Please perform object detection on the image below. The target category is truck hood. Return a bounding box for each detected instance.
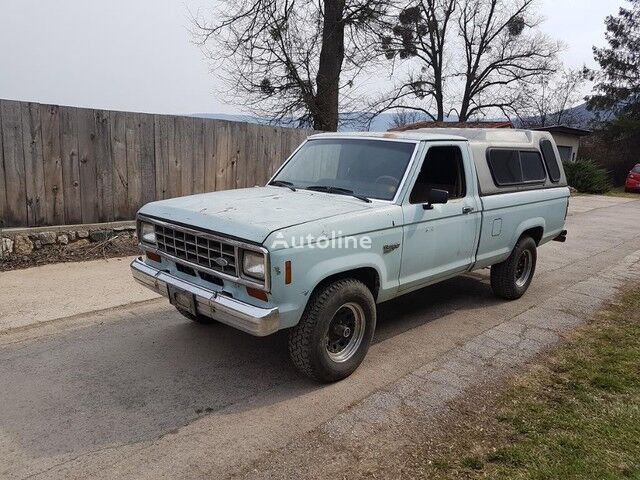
[138,186,375,244]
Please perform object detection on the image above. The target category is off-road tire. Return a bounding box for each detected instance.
[288,278,376,382]
[491,236,537,300]
[175,307,216,325]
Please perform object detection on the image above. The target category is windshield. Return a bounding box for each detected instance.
[271,138,417,201]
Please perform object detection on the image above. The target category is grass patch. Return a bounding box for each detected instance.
[606,186,640,198]
[412,287,640,480]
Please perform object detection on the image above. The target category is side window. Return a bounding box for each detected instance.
[540,139,561,182]
[557,146,572,162]
[410,146,466,204]
[520,151,546,182]
[487,149,547,186]
[487,149,522,185]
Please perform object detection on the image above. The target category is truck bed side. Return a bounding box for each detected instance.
[473,187,569,270]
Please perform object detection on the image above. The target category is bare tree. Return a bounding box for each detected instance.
[454,0,561,121]
[507,69,586,127]
[192,0,388,131]
[390,109,429,128]
[374,1,457,122]
[369,0,561,125]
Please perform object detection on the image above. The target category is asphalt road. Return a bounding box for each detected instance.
[0,195,639,479]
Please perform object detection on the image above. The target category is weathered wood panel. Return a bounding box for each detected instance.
[110,110,128,219]
[59,106,82,224]
[192,118,206,194]
[137,113,156,208]
[125,112,143,217]
[0,100,315,227]
[77,108,99,223]
[40,104,64,225]
[0,107,6,227]
[94,110,114,222]
[1,100,27,226]
[21,102,45,226]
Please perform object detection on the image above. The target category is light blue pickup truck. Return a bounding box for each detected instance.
[131,128,569,382]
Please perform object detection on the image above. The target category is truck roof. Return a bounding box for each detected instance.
[310,128,554,149]
[309,131,468,142]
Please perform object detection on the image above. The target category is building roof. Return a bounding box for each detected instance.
[531,125,592,137]
[389,120,514,132]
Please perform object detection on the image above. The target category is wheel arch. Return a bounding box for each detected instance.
[309,267,381,303]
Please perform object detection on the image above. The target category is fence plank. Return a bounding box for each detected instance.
[154,115,173,200]
[59,107,82,224]
[1,100,27,227]
[176,116,194,196]
[110,110,128,219]
[165,116,181,199]
[203,119,217,192]
[214,120,230,191]
[125,113,142,215]
[21,102,45,226]
[77,108,99,223]
[0,108,6,227]
[40,104,64,225]
[138,113,155,208]
[193,118,205,194]
[228,121,245,189]
[94,110,114,222]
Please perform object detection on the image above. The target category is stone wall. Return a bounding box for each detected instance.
[0,222,137,259]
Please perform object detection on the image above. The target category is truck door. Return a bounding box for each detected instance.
[398,143,481,292]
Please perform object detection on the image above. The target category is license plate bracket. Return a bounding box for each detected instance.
[168,285,197,316]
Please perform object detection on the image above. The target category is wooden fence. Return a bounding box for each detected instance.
[0,99,313,228]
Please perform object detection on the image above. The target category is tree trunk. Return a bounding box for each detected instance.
[434,66,444,121]
[314,0,346,131]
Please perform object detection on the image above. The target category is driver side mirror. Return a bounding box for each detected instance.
[423,188,449,210]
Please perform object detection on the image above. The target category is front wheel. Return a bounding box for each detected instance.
[490,236,537,300]
[288,278,376,382]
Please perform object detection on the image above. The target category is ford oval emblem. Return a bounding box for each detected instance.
[213,257,229,268]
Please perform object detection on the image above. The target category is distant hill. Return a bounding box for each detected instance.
[193,103,612,132]
[191,112,407,132]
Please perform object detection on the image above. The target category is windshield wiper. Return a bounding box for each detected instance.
[306,185,372,203]
[268,180,297,191]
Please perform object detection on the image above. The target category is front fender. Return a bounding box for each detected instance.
[268,241,401,328]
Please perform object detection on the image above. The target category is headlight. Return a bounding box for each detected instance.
[140,222,156,244]
[242,250,265,280]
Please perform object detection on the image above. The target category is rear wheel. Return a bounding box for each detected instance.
[491,236,537,300]
[175,307,216,324]
[288,278,376,382]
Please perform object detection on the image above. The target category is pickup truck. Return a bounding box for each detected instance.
[131,128,569,382]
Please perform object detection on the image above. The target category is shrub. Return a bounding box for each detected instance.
[563,159,612,194]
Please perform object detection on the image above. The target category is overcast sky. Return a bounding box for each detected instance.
[0,0,626,115]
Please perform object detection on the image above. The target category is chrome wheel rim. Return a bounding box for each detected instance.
[325,302,366,363]
[515,249,533,287]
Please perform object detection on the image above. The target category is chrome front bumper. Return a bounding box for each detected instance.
[130,257,280,336]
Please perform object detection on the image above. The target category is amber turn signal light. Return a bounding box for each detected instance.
[146,251,161,262]
[246,287,268,302]
[285,261,292,285]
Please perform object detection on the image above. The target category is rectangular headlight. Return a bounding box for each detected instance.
[242,250,265,280]
[140,222,156,244]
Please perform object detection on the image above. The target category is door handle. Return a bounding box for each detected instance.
[462,206,474,214]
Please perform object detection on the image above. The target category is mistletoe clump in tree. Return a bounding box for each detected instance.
[192,0,388,131]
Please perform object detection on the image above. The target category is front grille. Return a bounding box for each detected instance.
[154,223,238,276]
